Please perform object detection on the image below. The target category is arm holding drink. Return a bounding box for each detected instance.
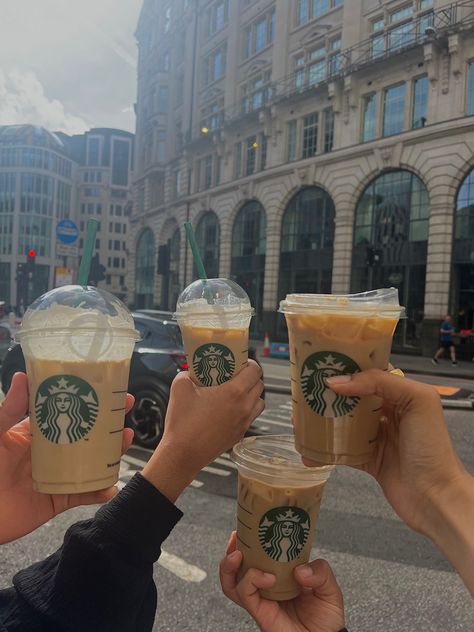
[0,362,264,631]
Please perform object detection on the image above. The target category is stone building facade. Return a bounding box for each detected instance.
[130,0,474,354]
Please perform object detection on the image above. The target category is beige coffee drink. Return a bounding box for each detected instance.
[232,436,333,601]
[175,279,253,387]
[17,285,138,494]
[280,290,403,466]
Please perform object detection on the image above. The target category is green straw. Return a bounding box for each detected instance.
[77,219,99,286]
[184,222,214,304]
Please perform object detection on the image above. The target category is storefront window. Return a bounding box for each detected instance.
[352,170,429,349]
[452,169,474,331]
[135,228,155,308]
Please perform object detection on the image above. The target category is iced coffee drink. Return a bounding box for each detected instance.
[232,436,333,601]
[280,290,403,465]
[17,286,138,494]
[175,279,253,387]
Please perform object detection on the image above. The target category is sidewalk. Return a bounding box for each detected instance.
[251,341,474,381]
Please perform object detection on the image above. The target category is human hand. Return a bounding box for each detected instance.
[142,360,264,501]
[0,372,135,544]
[311,370,466,535]
[219,532,345,632]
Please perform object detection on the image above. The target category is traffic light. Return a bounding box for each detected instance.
[89,253,106,285]
[26,249,36,272]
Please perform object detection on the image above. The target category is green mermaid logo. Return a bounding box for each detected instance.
[35,375,99,444]
[301,352,360,417]
[259,507,311,563]
[192,344,235,386]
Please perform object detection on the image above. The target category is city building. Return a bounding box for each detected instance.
[0,125,133,309]
[131,0,474,354]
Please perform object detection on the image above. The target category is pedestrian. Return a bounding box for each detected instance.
[220,370,474,631]
[0,363,264,631]
[432,314,457,366]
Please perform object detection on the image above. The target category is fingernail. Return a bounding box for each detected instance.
[227,551,240,563]
[263,572,275,581]
[325,375,352,385]
[296,564,313,578]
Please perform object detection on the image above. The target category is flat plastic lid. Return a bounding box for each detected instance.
[280,288,404,316]
[175,278,254,317]
[17,285,139,339]
[232,435,334,482]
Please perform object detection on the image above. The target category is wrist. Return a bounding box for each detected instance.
[141,440,200,504]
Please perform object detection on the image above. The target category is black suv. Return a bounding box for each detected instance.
[0,314,187,449]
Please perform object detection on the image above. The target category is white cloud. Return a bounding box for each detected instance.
[0,69,89,134]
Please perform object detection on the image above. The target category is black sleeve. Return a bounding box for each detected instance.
[0,473,183,632]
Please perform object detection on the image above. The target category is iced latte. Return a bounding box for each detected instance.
[280,290,403,465]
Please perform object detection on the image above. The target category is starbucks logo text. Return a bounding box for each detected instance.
[259,507,311,563]
[301,352,360,417]
[192,344,235,387]
[35,375,99,444]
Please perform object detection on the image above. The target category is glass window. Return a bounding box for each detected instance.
[309,59,326,86]
[297,0,309,25]
[157,129,167,162]
[244,26,252,58]
[419,11,434,36]
[371,33,386,58]
[468,61,474,115]
[372,17,385,31]
[255,17,267,52]
[324,108,334,153]
[135,229,155,306]
[195,212,220,278]
[281,187,335,252]
[287,120,297,161]
[158,86,169,113]
[295,56,306,89]
[412,75,429,128]
[388,22,414,50]
[456,169,474,239]
[390,5,413,23]
[232,201,266,257]
[383,83,406,137]
[313,0,329,18]
[215,1,226,31]
[204,155,213,189]
[302,113,318,159]
[87,137,101,166]
[235,142,242,178]
[362,93,377,142]
[260,134,268,171]
[112,139,130,186]
[246,136,257,176]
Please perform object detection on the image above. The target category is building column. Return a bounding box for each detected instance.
[331,200,354,295]
[262,213,280,338]
[422,193,455,355]
[219,221,231,279]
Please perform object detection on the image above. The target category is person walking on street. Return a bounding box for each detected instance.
[432,315,457,366]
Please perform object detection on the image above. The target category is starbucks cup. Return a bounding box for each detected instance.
[232,435,333,601]
[175,278,254,387]
[280,289,404,466]
[16,285,139,494]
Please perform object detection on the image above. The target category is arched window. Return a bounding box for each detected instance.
[135,228,155,308]
[453,169,474,330]
[278,187,335,337]
[231,201,266,333]
[352,170,429,349]
[194,211,220,279]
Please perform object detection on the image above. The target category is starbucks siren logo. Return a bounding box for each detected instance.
[35,375,99,444]
[193,344,235,386]
[259,507,311,563]
[301,352,360,417]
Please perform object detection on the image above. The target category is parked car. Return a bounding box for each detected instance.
[0,324,13,365]
[0,314,187,449]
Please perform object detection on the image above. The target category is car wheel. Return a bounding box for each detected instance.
[126,383,168,449]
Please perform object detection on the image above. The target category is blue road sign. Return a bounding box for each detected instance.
[56,219,79,245]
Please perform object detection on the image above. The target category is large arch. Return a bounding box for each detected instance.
[277,187,335,335]
[135,227,156,309]
[194,210,220,279]
[351,169,429,349]
[452,168,474,332]
[231,200,266,334]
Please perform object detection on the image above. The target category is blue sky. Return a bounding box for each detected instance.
[0,0,143,134]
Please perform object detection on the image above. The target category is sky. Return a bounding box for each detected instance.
[0,0,143,135]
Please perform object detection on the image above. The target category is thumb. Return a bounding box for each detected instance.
[325,369,441,413]
[0,372,29,433]
[294,559,344,605]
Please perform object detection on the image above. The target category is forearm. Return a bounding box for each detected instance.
[424,472,474,596]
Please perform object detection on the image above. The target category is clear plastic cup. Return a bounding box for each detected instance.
[279,289,404,465]
[16,285,139,494]
[232,435,333,601]
[175,278,254,387]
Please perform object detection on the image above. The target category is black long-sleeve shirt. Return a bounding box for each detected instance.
[0,473,183,632]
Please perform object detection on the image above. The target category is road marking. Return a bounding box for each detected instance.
[202,464,231,477]
[190,479,204,488]
[279,403,292,411]
[262,411,292,421]
[158,551,207,583]
[122,453,149,469]
[256,417,292,429]
[214,456,239,470]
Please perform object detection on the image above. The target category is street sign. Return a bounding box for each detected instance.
[56,219,79,245]
[55,267,74,287]
[56,243,79,257]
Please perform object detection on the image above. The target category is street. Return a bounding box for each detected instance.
[1,380,473,631]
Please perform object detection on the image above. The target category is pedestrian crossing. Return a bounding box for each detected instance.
[117,399,294,492]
